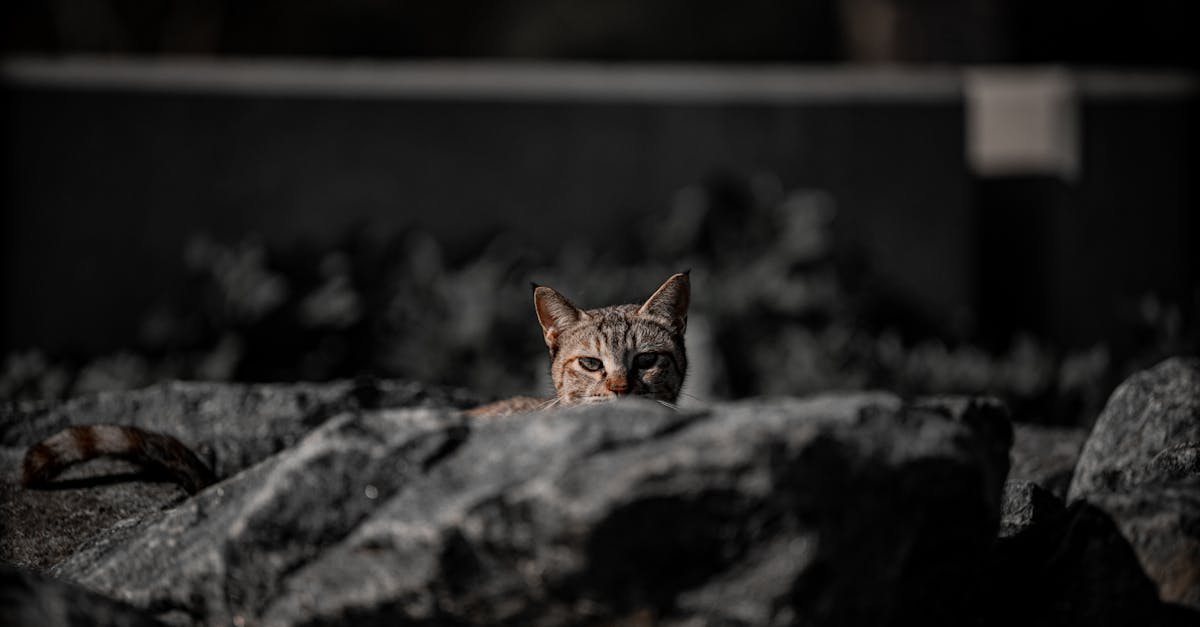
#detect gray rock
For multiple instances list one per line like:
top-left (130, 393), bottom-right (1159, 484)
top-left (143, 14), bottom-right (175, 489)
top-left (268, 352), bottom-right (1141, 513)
top-left (1009, 424), bottom-right (1087, 498)
top-left (1068, 357), bottom-right (1200, 499)
top-left (1, 379), bottom-right (480, 479)
top-left (0, 380), bottom-right (479, 571)
top-left (1000, 481), bottom-right (1065, 537)
top-left (0, 563), bottom-right (163, 627)
top-left (1067, 357), bottom-right (1200, 609)
top-left (985, 499), bottom-right (1194, 627)
top-left (990, 471), bottom-right (1200, 626)
top-left (45, 393), bottom-right (1009, 627)
top-left (0, 449), bottom-right (187, 571)
top-left (1086, 480), bottom-right (1200, 609)
top-left (1148, 442), bottom-right (1200, 483)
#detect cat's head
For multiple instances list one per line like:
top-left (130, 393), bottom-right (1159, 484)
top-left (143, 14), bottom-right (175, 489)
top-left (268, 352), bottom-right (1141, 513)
top-left (533, 272), bottom-right (689, 405)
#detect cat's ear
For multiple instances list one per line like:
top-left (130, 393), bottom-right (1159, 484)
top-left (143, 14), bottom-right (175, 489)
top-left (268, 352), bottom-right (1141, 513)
top-left (533, 284), bottom-right (583, 352)
top-left (639, 272), bottom-right (690, 335)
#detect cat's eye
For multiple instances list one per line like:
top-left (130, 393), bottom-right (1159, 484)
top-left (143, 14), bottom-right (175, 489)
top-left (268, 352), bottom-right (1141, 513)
top-left (578, 357), bottom-right (603, 372)
top-left (634, 352), bottom-right (660, 369)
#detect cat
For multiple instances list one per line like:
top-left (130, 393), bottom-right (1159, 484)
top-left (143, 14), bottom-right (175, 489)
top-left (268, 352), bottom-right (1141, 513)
top-left (468, 271), bottom-right (689, 417)
top-left (19, 272), bottom-right (690, 491)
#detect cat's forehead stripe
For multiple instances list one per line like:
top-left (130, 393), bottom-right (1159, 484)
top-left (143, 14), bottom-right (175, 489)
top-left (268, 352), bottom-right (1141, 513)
top-left (601, 315), bottom-right (625, 352)
top-left (558, 305), bottom-right (681, 359)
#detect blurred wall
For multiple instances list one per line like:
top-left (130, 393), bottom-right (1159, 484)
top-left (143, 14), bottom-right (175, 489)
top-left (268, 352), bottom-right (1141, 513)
top-left (0, 60), bottom-right (1195, 354)
top-left (3, 0), bottom-right (1193, 66)
top-left (978, 96), bottom-right (1197, 346)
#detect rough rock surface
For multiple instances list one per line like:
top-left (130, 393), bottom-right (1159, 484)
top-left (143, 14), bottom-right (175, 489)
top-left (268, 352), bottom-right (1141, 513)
top-left (10, 391), bottom-right (1012, 627)
top-left (1, 563), bottom-right (164, 627)
top-left (0, 451), bottom-right (186, 571)
top-left (1067, 357), bottom-right (1200, 609)
top-left (0, 380), bottom-right (479, 570)
top-left (999, 481), bottom-right (1064, 538)
top-left (12, 373), bottom-right (1196, 626)
top-left (1069, 357), bottom-right (1200, 499)
top-left (1, 379), bottom-right (482, 479)
top-left (1085, 480), bottom-right (1200, 609)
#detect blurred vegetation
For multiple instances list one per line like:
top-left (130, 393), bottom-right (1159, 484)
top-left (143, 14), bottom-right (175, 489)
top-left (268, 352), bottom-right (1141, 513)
top-left (2, 172), bottom-right (1195, 426)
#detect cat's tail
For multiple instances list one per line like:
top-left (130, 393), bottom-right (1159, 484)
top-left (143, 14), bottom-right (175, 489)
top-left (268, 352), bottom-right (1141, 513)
top-left (21, 425), bottom-right (216, 494)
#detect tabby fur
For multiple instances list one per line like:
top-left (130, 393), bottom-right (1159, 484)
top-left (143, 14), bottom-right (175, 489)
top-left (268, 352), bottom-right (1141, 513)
top-left (469, 272), bottom-right (689, 417)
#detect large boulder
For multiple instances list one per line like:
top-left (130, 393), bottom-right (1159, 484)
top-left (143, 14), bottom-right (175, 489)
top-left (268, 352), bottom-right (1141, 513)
top-left (1069, 357), bottom-right (1200, 498)
top-left (33, 393), bottom-right (1009, 627)
top-left (1067, 357), bottom-right (1200, 609)
top-left (0, 380), bottom-right (479, 571)
top-left (0, 379), bottom-right (481, 478)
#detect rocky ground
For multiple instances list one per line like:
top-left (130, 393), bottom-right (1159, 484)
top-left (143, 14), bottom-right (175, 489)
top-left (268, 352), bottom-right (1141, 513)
top-left (1, 360), bottom-right (1198, 626)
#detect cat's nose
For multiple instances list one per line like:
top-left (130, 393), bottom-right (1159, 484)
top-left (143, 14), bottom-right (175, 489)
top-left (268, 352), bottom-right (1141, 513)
top-left (606, 373), bottom-right (630, 396)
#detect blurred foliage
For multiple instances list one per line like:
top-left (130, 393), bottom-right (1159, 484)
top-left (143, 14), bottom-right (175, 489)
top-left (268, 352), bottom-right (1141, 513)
top-left (2, 172), bottom-right (1195, 426)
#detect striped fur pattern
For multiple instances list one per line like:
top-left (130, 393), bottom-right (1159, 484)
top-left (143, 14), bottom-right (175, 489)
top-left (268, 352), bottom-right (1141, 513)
top-left (21, 425), bottom-right (216, 494)
top-left (469, 272), bottom-right (689, 417)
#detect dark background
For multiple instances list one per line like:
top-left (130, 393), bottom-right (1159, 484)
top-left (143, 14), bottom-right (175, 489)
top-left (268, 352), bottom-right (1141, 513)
top-left (1, 0), bottom-right (1196, 426)
top-left (1, 0), bottom-right (1194, 65)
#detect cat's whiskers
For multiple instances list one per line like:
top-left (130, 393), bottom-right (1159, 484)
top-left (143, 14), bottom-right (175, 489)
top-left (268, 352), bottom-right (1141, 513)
top-left (574, 393), bottom-right (681, 410)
